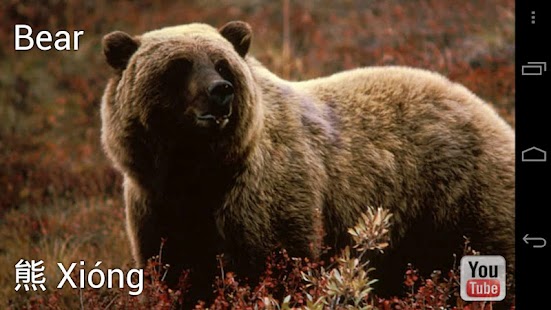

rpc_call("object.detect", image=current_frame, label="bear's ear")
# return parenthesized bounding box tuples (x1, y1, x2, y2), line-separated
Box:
(219, 21, 252, 57)
(102, 31, 140, 70)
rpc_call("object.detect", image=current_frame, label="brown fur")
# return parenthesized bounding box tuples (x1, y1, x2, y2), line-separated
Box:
(101, 22, 514, 304)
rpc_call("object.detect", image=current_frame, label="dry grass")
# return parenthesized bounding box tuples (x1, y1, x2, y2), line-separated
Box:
(1, 196, 129, 307)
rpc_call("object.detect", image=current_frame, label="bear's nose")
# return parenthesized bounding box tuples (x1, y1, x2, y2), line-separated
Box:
(207, 80, 234, 113)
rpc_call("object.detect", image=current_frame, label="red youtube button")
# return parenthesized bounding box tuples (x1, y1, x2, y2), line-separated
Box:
(466, 279, 501, 298)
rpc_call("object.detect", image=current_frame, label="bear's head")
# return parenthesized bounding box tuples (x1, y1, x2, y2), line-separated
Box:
(101, 21, 261, 166)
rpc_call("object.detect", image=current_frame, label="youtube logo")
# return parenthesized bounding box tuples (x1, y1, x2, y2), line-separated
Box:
(466, 279, 501, 298)
(460, 256, 506, 301)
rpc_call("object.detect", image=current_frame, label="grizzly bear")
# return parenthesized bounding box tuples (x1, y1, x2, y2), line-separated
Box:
(100, 21, 515, 304)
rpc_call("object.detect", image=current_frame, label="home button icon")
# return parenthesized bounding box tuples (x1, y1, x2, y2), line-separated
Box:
(521, 146, 547, 162)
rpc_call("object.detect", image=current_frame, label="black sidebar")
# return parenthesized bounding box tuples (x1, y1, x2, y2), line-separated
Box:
(516, 2, 551, 309)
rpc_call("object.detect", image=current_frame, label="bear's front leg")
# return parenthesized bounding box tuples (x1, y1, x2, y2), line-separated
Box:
(123, 178, 165, 269)
(124, 177, 224, 304)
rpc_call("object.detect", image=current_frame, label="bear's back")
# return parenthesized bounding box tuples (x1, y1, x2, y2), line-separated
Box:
(289, 66, 514, 242)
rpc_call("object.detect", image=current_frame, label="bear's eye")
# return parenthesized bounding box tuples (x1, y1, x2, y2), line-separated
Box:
(163, 57, 193, 93)
(165, 57, 192, 78)
(215, 59, 233, 80)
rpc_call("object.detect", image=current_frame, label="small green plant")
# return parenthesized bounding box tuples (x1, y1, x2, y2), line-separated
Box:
(348, 207, 393, 256)
(299, 207, 392, 310)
